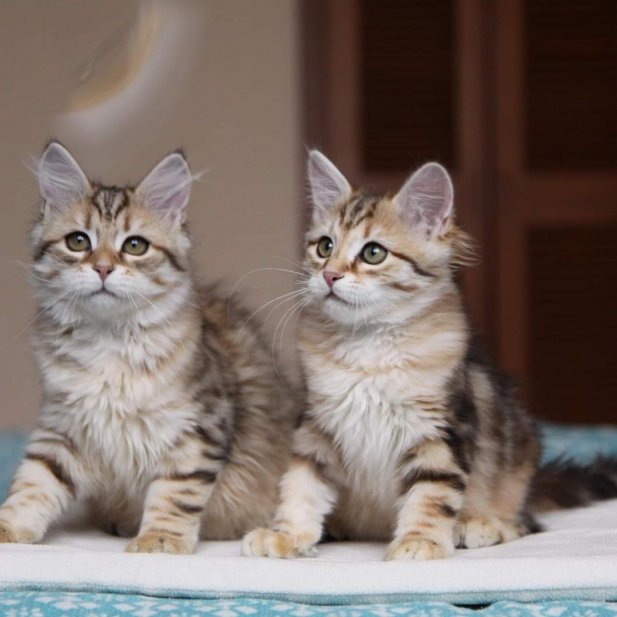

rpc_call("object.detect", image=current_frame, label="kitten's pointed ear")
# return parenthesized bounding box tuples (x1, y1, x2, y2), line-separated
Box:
(38, 141, 90, 213)
(307, 150, 351, 211)
(136, 151, 192, 224)
(394, 162, 454, 237)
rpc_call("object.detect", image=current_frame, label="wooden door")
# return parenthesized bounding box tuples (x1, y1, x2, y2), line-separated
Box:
(495, 0, 617, 423)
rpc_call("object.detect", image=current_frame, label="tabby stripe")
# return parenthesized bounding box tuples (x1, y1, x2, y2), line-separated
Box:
(168, 470, 218, 484)
(401, 469, 465, 494)
(101, 190, 114, 219)
(205, 452, 228, 462)
(350, 198, 378, 228)
(388, 281, 418, 293)
(443, 427, 471, 474)
(35, 427, 77, 453)
(439, 503, 458, 518)
(25, 453, 75, 497)
(194, 425, 227, 452)
(345, 196, 368, 228)
(389, 250, 435, 277)
(88, 195, 104, 218)
(92, 187, 127, 220)
(34, 239, 63, 262)
(153, 244, 185, 271)
(30, 436, 77, 455)
(354, 204, 377, 227)
(112, 190, 130, 218)
(170, 498, 203, 514)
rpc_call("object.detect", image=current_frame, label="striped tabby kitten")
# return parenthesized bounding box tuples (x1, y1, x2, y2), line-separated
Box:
(0, 142, 291, 553)
(244, 150, 617, 561)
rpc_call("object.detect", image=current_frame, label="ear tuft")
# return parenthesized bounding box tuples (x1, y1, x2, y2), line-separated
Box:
(394, 162, 454, 236)
(136, 152, 192, 223)
(307, 150, 351, 210)
(38, 141, 90, 213)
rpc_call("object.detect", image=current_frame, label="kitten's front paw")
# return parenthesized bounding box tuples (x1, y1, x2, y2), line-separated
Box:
(455, 516, 525, 549)
(0, 521, 38, 544)
(125, 532, 194, 554)
(385, 535, 452, 561)
(242, 528, 317, 559)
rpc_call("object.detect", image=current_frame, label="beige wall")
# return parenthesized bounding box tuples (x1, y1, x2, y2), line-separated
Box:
(0, 0, 302, 429)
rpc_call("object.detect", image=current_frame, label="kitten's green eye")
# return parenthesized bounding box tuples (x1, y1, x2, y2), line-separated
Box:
(122, 236, 149, 256)
(65, 232, 91, 252)
(361, 242, 388, 265)
(316, 236, 333, 258)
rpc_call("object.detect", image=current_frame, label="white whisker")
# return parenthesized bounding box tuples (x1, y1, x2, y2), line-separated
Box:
(227, 267, 310, 316)
(231, 288, 307, 348)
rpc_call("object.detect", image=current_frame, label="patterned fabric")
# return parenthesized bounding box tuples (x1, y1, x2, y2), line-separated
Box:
(1, 593, 617, 617)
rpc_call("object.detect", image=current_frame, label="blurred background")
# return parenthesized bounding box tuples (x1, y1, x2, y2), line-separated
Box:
(0, 0, 615, 428)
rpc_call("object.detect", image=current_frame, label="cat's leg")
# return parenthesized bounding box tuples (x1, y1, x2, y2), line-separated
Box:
(456, 460, 538, 549)
(242, 455, 338, 558)
(126, 425, 226, 554)
(243, 420, 340, 558)
(0, 426, 85, 543)
(386, 438, 466, 560)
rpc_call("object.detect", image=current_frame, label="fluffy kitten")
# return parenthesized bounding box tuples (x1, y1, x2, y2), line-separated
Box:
(244, 150, 617, 560)
(0, 142, 292, 553)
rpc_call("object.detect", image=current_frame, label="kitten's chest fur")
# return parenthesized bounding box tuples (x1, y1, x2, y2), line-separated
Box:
(300, 316, 465, 500)
(35, 321, 199, 479)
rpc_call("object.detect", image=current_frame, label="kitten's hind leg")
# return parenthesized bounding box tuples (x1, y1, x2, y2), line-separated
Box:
(456, 461, 538, 549)
(454, 515, 530, 549)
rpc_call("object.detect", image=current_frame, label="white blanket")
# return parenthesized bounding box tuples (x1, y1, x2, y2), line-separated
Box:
(2, 501, 617, 604)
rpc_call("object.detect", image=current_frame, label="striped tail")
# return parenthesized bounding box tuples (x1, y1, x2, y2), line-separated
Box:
(531, 457, 617, 511)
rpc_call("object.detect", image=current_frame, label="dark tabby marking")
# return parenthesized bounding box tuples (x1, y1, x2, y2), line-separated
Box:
(24, 453, 76, 497)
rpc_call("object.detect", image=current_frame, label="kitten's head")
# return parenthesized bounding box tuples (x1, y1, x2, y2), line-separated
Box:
(31, 141, 194, 326)
(303, 150, 474, 326)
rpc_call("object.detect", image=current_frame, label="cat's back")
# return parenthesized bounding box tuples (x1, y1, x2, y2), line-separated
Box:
(198, 284, 293, 421)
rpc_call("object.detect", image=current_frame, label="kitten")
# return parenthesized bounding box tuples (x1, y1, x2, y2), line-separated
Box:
(243, 150, 617, 560)
(0, 142, 292, 553)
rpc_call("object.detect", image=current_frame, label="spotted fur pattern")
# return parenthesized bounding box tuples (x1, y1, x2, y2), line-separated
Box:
(0, 142, 292, 553)
(243, 151, 617, 561)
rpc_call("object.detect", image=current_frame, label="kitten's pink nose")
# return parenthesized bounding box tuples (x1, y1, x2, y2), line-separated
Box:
(323, 270, 344, 289)
(94, 264, 114, 282)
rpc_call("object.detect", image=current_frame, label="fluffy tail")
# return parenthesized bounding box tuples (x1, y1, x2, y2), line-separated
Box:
(531, 457, 617, 511)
